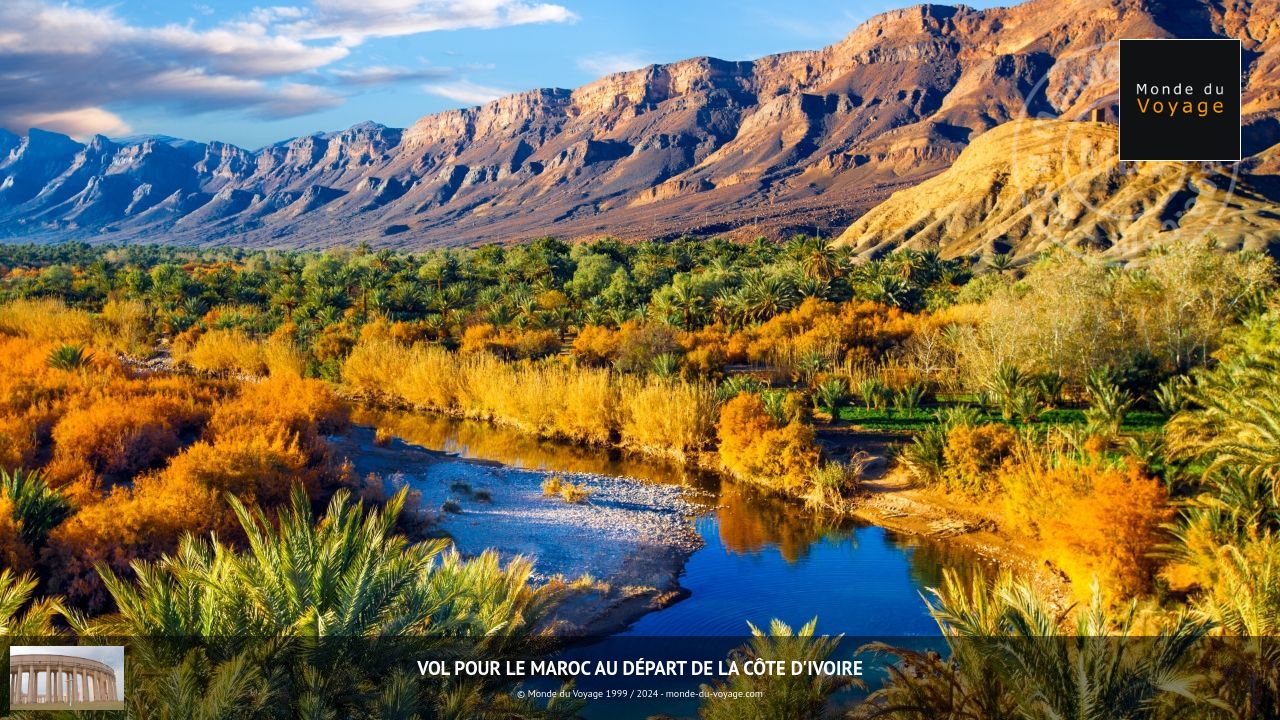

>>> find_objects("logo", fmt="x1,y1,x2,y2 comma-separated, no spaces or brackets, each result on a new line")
1119,38,1241,162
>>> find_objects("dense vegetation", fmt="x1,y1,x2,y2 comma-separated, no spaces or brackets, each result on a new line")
1,235,1277,718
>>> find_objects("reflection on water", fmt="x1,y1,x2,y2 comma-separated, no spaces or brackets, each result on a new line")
714,481,845,563
356,408,980,634
355,408,887,561
359,409,983,719
354,408,717,491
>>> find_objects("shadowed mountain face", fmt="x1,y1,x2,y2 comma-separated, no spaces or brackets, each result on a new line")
1,0,1278,249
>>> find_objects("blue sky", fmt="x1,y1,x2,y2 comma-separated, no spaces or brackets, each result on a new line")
0,0,1002,148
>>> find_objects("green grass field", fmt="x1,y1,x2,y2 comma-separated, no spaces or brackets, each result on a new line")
837,405,1168,433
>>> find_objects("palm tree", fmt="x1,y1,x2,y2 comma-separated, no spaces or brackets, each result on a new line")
1184,532,1280,720
796,236,841,283
712,288,745,330
701,618,854,720
655,278,706,330
0,568,62,638
46,343,93,371
0,467,71,547
87,487,567,719
891,249,922,283
813,377,849,423
983,362,1030,421
740,272,797,322
857,570,1215,720
1084,367,1136,436
1167,347,1280,502
988,252,1015,274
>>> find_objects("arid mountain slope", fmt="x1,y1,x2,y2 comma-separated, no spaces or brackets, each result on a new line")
834,119,1280,259
1,0,1278,248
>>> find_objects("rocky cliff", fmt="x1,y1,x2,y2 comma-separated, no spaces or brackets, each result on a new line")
1,0,1277,249
834,119,1280,259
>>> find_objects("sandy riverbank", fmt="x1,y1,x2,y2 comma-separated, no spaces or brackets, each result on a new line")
817,425,1074,611
328,426,706,636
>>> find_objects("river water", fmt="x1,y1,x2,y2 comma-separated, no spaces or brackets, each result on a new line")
356,409,984,717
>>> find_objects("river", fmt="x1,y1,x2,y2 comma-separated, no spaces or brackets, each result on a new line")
352,409,985,717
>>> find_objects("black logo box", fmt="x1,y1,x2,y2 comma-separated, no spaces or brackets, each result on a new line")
1119,38,1241,162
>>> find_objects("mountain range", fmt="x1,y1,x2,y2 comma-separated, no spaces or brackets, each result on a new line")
1,0,1278,253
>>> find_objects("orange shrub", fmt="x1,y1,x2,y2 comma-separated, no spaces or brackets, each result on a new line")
724,333,751,364
47,396,185,486
717,393,820,493
209,376,349,449
44,376,347,612
737,299,922,370
46,476,215,612
619,378,718,457
1043,463,1173,600
718,394,776,471
572,325,621,366
679,327,732,377
461,323,560,360
387,320,437,345
512,329,561,359
998,461,1089,539
682,344,727,378
0,298,94,343
179,327,265,375
613,321,680,374
460,323,501,355
0,337,76,411
311,323,358,364
0,409,44,470
160,430,312,512
942,423,1018,493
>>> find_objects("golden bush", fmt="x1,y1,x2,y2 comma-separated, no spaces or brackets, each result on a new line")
0,299,94,343
1043,463,1173,600
179,327,266,375
572,325,621,366
461,323,560,360
209,376,349,456
620,378,718,458
941,423,1018,493
0,496,33,571
0,410,43,471
717,393,820,492
260,335,307,378
46,475,214,612
96,299,151,355
460,323,502,355
48,395,185,486
161,429,313,510
343,335,716,456
545,365,617,444
998,461,1088,539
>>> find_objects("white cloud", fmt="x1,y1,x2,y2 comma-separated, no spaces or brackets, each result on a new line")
0,0,575,137
0,0,345,134
284,0,578,44
331,64,455,86
576,52,653,77
7,108,133,139
424,79,510,105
